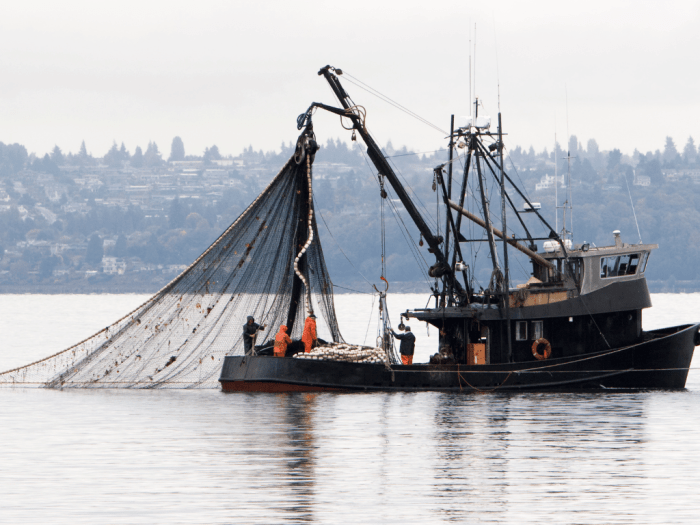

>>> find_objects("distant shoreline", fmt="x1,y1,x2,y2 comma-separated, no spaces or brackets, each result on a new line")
0,280,695,294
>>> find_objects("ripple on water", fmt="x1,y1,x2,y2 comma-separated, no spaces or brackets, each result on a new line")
1,294,700,524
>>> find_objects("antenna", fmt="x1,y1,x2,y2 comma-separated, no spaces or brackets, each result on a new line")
566,84,573,241
554,126,558,235
493,15,501,112
473,23,477,104
625,175,643,243
469,23,472,118
556,87,574,241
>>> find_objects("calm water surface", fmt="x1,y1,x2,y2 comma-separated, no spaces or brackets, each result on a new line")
1,293,700,524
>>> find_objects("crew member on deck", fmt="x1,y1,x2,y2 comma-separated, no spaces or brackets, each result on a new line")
274,325,292,357
391,326,416,365
243,316,264,355
302,314,317,353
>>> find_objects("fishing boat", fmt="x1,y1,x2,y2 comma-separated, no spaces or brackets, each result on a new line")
219,65,700,393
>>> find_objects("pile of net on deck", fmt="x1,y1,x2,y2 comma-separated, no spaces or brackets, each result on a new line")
0,130,350,389
294,343,389,365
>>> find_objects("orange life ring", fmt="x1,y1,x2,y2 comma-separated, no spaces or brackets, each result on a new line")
531,338,552,360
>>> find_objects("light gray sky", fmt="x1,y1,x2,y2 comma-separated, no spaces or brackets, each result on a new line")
1,0,698,158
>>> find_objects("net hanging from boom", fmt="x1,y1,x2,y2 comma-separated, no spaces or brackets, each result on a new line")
0,128,344,388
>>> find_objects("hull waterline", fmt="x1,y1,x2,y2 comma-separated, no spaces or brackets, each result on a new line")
220,323,699,393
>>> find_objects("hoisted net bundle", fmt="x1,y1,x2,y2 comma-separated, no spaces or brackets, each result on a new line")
294,343,389,365
0,130,343,389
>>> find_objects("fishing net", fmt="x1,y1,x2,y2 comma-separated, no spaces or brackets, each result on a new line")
0,129,345,388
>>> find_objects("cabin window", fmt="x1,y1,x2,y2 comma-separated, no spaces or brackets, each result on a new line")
600,254,641,278
640,252,650,273
532,321,543,340
569,258,583,284
600,256,618,278
627,254,640,274
515,321,528,341
548,258,583,284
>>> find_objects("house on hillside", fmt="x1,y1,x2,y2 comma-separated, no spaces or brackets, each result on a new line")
102,256,126,275
662,169,700,183
633,172,651,186
534,174,563,191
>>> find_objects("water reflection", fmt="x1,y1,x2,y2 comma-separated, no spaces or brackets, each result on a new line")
278,393,317,522
4,388,700,525
431,394,512,522
429,392,649,522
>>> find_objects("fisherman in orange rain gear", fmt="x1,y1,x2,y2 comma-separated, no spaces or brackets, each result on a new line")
274,325,292,357
301,314,317,353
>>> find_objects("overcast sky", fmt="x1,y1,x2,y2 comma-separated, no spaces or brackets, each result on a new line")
1,0,699,159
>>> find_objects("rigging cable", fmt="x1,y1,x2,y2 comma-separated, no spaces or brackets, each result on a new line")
341,72,447,135
342,86,440,233
505,152,534,204
332,284,373,294
314,198,374,289
336,85,449,285
383,151,439,232
467,157,485,292
383,185,433,283
341,84,451,234
452,152,478,291
363,293,376,346
358,147,432,283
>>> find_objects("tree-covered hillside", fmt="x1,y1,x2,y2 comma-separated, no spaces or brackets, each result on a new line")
0,133,698,293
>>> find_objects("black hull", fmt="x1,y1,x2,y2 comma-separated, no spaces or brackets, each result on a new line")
219,324,699,393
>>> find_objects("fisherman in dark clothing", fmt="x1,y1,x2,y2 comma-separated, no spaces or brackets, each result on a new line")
243,316,265,355
391,326,416,365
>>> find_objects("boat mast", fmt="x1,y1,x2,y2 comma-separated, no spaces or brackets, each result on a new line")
557,92,574,242
443,115,454,306
498,112,512,361
557,141,574,241
312,66,469,300
306,65,569,305
473,100,501,293
285,126,318,332
451,148,472,294
451,106,562,282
